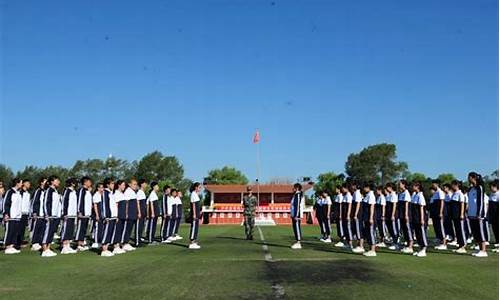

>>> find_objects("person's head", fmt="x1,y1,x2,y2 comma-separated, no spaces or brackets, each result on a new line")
128,179,138,191
48,176,60,188
412,181,422,193
38,177,47,188
430,186,436,194
293,183,302,192
170,189,178,197
96,182,104,193
451,180,462,192
431,179,441,190
81,176,92,189
341,183,349,194
150,181,159,192
115,180,126,192
247,186,253,195
22,179,31,190
349,182,359,192
11,178,23,190
191,182,202,193
375,185,384,196
362,182,374,193
178,191,183,198
322,191,329,198
138,179,147,190
104,178,115,190
398,180,408,191
468,172,483,187
385,182,395,193
442,183,451,193
66,178,77,188
490,180,499,192
163,185,171,194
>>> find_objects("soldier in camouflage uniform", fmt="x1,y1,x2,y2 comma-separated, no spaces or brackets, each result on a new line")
243,186,257,240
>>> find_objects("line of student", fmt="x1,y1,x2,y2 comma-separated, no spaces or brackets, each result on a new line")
1,176,204,256
307,173,499,258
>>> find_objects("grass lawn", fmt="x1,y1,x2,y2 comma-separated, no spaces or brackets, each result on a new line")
0,224,498,299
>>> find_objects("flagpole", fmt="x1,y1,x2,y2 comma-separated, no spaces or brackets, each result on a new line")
256,130,261,216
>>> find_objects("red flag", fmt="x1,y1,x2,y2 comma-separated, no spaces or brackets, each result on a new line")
253,130,260,144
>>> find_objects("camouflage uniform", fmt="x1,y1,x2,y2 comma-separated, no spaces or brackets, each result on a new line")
243,194,257,240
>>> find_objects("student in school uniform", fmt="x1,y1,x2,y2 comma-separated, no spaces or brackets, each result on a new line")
172,191,184,240
135,179,148,246
122,179,138,251
101,178,123,257
333,186,345,247
189,182,203,250
430,181,447,250
351,183,364,253
76,177,93,252
290,183,304,250
339,184,354,250
3,178,23,254
320,191,332,243
91,183,104,249
113,180,127,253
361,183,377,257
60,178,78,254
398,180,414,254
462,186,473,244
467,172,488,257
410,182,428,257
160,185,171,242
449,180,467,254
442,184,457,246
30,177,47,252
313,192,324,240
384,183,399,250
17,179,31,249
162,189,177,244
374,186,387,248
488,180,499,252
41,176,62,257
146,182,160,245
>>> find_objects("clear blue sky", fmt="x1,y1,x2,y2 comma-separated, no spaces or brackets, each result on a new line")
1,0,498,182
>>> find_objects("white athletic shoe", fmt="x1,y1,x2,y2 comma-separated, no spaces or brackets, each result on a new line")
291,242,302,250
61,247,77,254
388,245,399,251
163,237,174,244
363,250,377,257
472,251,488,258
322,238,332,244
466,238,473,244
352,246,365,254
91,243,100,249
188,243,201,250
334,242,345,248
401,247,414,254
376,242,387,248
5,247,20,255
54,234,60,239
454,247,467,254
77,246,89,252
472,245,480,250
448,241,458,247
492,248,499,253
415,250,427,257
31,243,42,251
485,241,490,246
122,244,136,251
174,235,183,240
101,250,114,257
434,244,447,250
41,249,57,257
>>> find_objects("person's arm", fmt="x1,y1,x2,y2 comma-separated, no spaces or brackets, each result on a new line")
93,203,100,221
354,202,360,219
327,204,331,220
420,205,425,225
77,189,84,217
125,199,129,220
460,201,465,220
404,202,409,221
391,202,396,220
137,199,141,219
62,190,69,218
381,204,386,219
338,202,342,221
346,202,352,220
3,190,12,221
369,203,375,224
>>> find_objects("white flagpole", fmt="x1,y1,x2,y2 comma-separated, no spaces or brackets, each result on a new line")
256,130,261,216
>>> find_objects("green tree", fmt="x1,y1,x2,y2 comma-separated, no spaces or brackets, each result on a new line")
71,159,106,182
16,165,44,185
0,164,14,186
345,143,408,185
205,166,248,185
406,172,428,183
135,151,184,184
314,172,345,196
437,173,456,184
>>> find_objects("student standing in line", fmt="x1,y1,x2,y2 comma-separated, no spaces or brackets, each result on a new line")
320,191,332,243
3,178,23,254
41,176,62,257
146,182,160,245
333,186,344,247
163,189,177,243
189,182,203,250
442,184,457,246
113,180,128,254
488,180,499,252
450,180,467,254
361,183,377,257
101,178,123,256
313,192,325,240
30,177,47,252
350,183,364,253
462,185,473,244
375,186,387,248
60,178,78,254
91,183,104,249
135,179,148,246
430,181,447,250
410,182,428,257
160,185,171,242
168,189,184,242
398,180,414,254
173,191,183,240
17,179,31,248
467,172,488,257
339,184,354,250
76,177,93,252
384,183,399,250
122,179,138,251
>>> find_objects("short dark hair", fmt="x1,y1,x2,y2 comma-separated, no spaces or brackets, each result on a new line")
138,179,147,186
81,176,92,185
48,175,59,185
399,180,408,188
385,182,395,190
190,182,201,192
11,178,22,187
489,179,499,189
163,185,171,192
150,181,159,188
103,178,113,186
293,183,302,191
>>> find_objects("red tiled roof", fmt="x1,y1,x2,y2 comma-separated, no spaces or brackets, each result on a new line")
204,183,313,194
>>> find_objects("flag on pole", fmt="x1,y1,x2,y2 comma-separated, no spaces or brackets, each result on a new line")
253,130,260,144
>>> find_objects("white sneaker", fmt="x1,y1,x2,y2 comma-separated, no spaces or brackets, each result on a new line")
363,250,377,257
77,246,89,252
472,251,488,258
41,249,57,257
291,242,302,249
415,250,427,257
101,250,114,257
122,244,136,251
163,237,173,244
174,235,183,240
388,245,399,251
454,247,467,254
492,248,499,253
189,243,201,250
434,244,447,250
113,247,125,255
61,247,77,254
334,242,345,247
31,244,42,251
352,246,365,254
485,241,490,246
91,243,100,249
448,241,458,247
376,242,387,248
401,247,414,254
322,238,332,244
5,248,20,255
472,245,480,250
54,234,60,239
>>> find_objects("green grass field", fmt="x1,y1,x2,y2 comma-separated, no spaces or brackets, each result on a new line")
0,224,498,299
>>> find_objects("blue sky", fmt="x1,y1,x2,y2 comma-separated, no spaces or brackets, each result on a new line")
1,0,498,182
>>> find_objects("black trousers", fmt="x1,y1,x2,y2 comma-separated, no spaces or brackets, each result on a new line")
61,217,76,241
146,217,158,243
336,218,344,239
363,221,376,246
162,216,172,240
16,214,29,247
412,223,428,248
42,218,60,245
31,218,46,245
121,219,135,244
469,218,487,243
291,218,302,241
352,218,362,241
4,220,20,246
385,218,399,244
489,202,499,244
320,216,331,237
376,218,386,240
400,219,413,244
114,219,125,244
76,218,90,242
432,216,446,243
444,203,455,239
93,220,104,244
190,218,200,241
134,218,146,245
452,218,467,247
102,219,116,245
342,219,353,241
